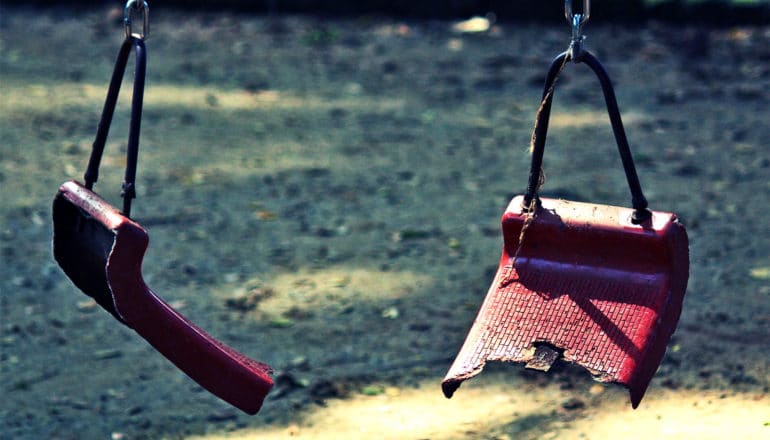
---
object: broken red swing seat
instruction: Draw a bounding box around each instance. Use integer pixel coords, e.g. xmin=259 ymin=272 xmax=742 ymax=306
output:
xmin=442 ymin=48 xmax=689 ymax=408
xmin=52 ymin=31 xmax=273 ymax=415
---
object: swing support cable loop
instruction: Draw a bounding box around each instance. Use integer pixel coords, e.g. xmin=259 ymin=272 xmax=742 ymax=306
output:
xmin=83 ymin=37 xmax=146 ymax=218
xmin=522 ymin=0 xmax=652 ymax=224
xmin=565 ymin=0 xmax=590 ymax=61
xmin=125 ymin=0 xmax=149 ymax=40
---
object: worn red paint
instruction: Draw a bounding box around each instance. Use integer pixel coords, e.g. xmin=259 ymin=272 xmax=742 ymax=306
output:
xmin=53 ymin=180 xmax=273 ymax=415
xmin=443 ymin=196 xmax=689 ymax=408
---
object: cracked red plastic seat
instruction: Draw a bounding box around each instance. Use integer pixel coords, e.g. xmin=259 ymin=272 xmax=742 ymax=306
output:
xmin=52 ymin=23 xmax=273 ymax=415
xmin=443 ymin=40 xmax=689 ymax=408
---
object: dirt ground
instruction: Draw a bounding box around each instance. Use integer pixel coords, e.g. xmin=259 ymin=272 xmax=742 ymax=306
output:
xmin=1 ymin=7 xmax=768 ymax=440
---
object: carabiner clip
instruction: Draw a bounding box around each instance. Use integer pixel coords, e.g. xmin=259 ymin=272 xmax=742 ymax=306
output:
xmin=125 ymin=0 xmax=149 ymax=40
xmin=565 ymin=0 xmax=590 ymax=60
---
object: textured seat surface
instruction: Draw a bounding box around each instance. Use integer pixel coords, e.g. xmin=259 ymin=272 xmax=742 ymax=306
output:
xmin=443 ymin=196 xmax=689 ymax=408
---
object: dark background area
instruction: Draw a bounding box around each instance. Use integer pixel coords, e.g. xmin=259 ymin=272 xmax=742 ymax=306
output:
xmin=2 ymin=0 xmax=770 ymax=25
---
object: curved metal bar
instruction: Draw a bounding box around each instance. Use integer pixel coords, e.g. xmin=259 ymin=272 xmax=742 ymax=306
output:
xmin=122 ymin=38 xmax=146 ymax=217
xmin=523 ymin=50 xmax=651 ymax=223
xmin=83 ymin=37 xmax=146 ymax=218
xmin=84 ymin=39 xmax=131 ymax=191
xmin=581 ymin=51 xmax=649 ymax=220
xmin=523 ymin=51 xmax=569 ymax=207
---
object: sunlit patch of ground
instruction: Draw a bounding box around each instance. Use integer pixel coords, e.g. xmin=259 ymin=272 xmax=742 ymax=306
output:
xmin=566 ymin=389 xmax=769 ymax=440
xmin=2 ymin=79 xmax=406 ymax=182
xmin=214 ymin=266 xmax=432 ymax=319
xmin=2 ymin=81 xmax=405 ymax=112
xmin=186 ymin=372 xmax=769 ymax=440
xmin=187 ymin=372 xmax=561 ymax=440
xmin=549 ymin=109 xmax=647 ymax=129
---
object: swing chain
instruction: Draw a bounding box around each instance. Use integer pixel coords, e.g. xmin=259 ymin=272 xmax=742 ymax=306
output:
xmin=565 ymin=0 xmax=590 ymax=61
xmin=125 ymin=0 xmax=149 ymax=40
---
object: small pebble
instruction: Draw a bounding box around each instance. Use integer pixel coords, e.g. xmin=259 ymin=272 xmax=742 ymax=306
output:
xmin=588 ymin=384 xmax=605 ymax=395
xmin=360 ymin=385 xmax=385 ymax=396
xmin=385 ymin=386 xmax=401 ymax=397
xmin=76 ymin=300 xmax=98 ymax=312
xmin=168 ymin=299 xmax=186 ymax=310
xmin=269 ymin=316 xmax=294 ymax=328
xmin=94 ymin=349 xmax=122 ymax=360
xmin=381 ymin=307 xmax=399 ymax=319
xmin=561 ymin=397 xmax=585 ymax=410
xmin=289 ymin=356 xmax=309 ymax=369
xmin=207 ymin=410 xmax=238 ymax=422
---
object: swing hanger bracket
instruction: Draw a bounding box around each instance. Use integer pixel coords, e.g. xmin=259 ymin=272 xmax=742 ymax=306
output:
xmin=565 ymin=0 xmax=590 ymax=61
xmin=125 ymin=0 xmax=149 ymax=40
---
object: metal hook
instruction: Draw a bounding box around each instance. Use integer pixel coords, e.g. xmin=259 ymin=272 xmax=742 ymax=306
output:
xmin=565 ymin=0 xmax=591 ymax=29
xmin=125 ymin=0 xmax=149 ymax=40
xmin=565 ymin=0 xmax=590 ymax=60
